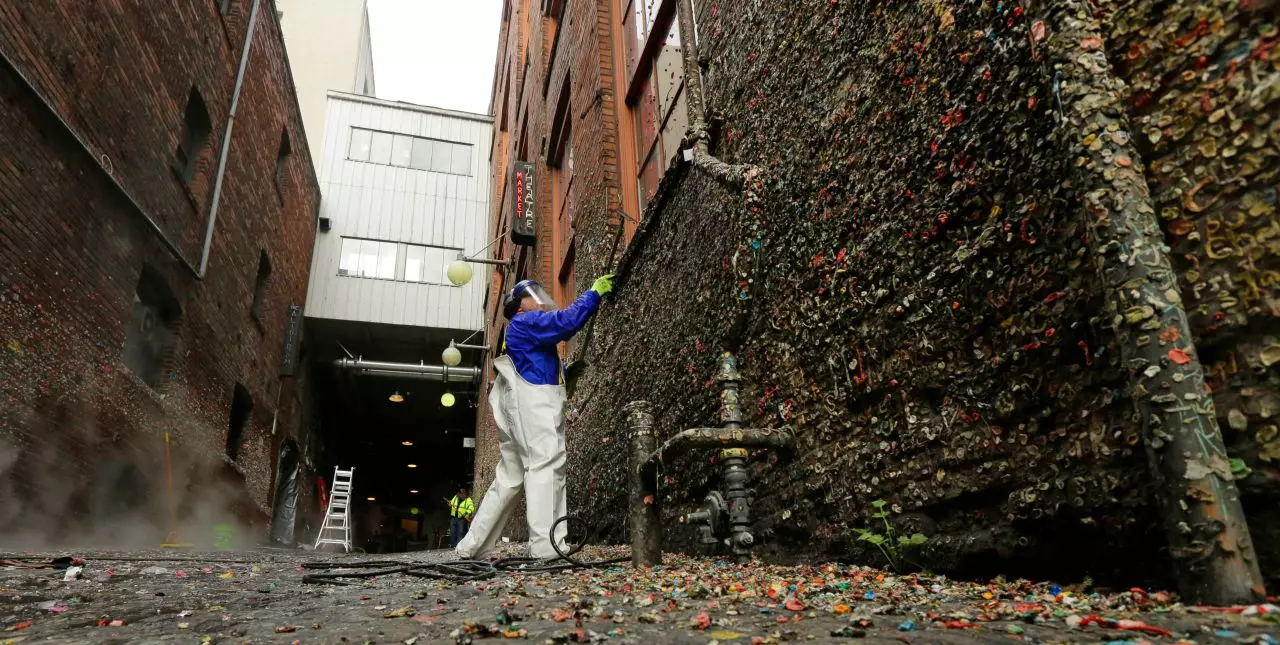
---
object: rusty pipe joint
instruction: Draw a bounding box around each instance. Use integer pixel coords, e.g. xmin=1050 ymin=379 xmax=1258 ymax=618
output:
xmin=625 ymin=401 xmax=661 ymax=568
xmin=639 ymin=427 xmax=794 ymax=474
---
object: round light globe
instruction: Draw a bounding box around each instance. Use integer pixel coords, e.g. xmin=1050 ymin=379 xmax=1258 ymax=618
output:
xmin=441 ymin=392 xmax=456 ymax=408
xmin=446 ymin=260 xmax=473 ymax=286
xmin=442 ymin=344 xmax=462 ymax=367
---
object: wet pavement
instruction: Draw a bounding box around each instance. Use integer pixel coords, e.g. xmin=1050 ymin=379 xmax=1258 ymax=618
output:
xmin=1 ymin=546 xmax=1277 ymax=644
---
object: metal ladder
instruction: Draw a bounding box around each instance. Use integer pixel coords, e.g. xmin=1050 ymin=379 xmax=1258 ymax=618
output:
xmin=313 ymin=467 xmax=354 ymax=552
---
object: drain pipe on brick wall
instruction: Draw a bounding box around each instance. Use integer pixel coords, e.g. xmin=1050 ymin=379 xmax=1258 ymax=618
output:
xmin=1046 ymin=1 xmax=1264 ymax=605
xmin=673 ymin=0 xmax=762 ymax=202
xmin=199 ymin=0 xmax=263 ymax=277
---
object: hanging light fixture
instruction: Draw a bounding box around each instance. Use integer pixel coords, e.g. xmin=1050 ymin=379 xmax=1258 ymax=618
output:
xmin=441 ymin=391 xmax=456 ymax=408
xmin=446 ymin=259 xmax=474 ymax=287
xmin=441 ymin=341 xmax=462 ymax=367
xmin=388 ymin=391 xmax=405 ymax=403
xmin=406 ymin=463 xmax=418 ymax=468
xmin=401 ymin=440 xmax=413 ymax=446
xmin=366 ymin=497 xmax=376 ymax=501
xmin=409 ymin=489 xmax=419 ymax=494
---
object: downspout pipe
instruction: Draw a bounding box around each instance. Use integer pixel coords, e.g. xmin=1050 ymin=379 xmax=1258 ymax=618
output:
xmin=199 ymin=0 xmax=262 ymax=277
xmin=1047 ymin=1 xmax=1264 ymax=604
xmin=673 ymin=0 xmax=760 ymax=192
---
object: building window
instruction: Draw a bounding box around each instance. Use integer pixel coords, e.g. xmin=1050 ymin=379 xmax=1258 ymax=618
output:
xmin=339 ymin=238 xmax=398 ymax=280
xmin=121 ymin=266 xmax=182 ymax=388
xmin=346 ymin=127 xmax=474 ymax=176
xmin=403 ymin=245 xmax=451 ymax=285
xmin=175 ymin=87 xmax=212 ymax=181
xmin=549 ymin=76 xmax=576 ymax=307
xmin=226 ymin=384 xmax=253 ymax=460
xmin=275 ymin=130 xmax=292 ymax=204
xmin=251 ymin=251 xmax=272 ymax=324
xmin=622 ymin=0 xmax=692 ymax=207
xmin=337 ymin=238 xmax=459 ymax=284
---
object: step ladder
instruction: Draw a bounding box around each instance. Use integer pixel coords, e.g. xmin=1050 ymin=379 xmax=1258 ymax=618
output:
xmin=313 ymin=467 xmax=355 ymax=552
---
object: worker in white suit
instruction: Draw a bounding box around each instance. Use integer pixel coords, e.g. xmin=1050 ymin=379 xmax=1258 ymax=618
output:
xmin=456 ymin=275 xmax=614 ymax=559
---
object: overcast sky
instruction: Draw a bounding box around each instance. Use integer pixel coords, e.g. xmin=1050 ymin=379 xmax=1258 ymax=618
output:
xmin=367 ymin=0 xmax=503 ymax=115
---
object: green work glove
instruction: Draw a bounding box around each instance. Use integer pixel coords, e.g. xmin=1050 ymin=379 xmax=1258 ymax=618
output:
xmin=591 ymin=274 xmax=615 ymax=296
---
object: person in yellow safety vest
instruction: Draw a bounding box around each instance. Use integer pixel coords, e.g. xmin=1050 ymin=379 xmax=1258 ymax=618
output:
xmin=447 ymin=487 xmax=475 ymax=549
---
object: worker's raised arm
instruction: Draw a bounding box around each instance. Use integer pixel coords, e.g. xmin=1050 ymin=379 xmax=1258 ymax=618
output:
xmin=517 ymin=290 xmax=601 ymax=345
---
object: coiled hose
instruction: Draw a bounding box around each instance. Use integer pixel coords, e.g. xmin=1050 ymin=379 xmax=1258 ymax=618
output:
xmin=300 ymin=514 xmax=629 ymax=585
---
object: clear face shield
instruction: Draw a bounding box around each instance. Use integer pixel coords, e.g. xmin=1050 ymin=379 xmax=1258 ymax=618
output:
xmin=516 ymin=281 xmax=557 ymax=312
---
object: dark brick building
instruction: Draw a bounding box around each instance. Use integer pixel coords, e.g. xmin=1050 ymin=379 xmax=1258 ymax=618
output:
xmin=0 ymin=1 xmax=322 ymax=546
xmin=481 ymin=0 xmax=1278 ymax=595
xmin=475 ymin=0 xmax=693 ymax=534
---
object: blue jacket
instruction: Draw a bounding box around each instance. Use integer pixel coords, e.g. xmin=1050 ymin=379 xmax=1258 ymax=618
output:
xmin=505 ymin=290 xmax=601 ymax=385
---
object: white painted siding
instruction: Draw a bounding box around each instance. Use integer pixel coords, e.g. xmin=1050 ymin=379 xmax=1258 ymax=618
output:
xmin=305 ymin=93 xmax=494 ymax=331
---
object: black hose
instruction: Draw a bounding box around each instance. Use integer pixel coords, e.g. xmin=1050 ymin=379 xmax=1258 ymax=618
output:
xmin=300 ymin=514 xmax=628 ymax=585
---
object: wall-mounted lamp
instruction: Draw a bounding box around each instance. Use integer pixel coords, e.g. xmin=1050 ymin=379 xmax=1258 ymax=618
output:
xmin=388 ymin=391 xmax=405 ymax=403
xmin=446 ymin=229 xmax=512 ymax=287
xmin=441 ymin=341 xmax=462 ymax=367
xmin=443 ymin=338 xmax=490 ymax=365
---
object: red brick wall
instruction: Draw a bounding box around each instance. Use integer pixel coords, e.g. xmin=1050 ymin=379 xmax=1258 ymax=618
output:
xmin=0 ymin=0 xmax=321 ymax=545
xmin=472 ymin=0 xmax=626 ymax=542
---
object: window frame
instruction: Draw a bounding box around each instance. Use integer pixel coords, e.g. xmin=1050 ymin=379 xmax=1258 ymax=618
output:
xmin=174 ymin=87 xmax=212 ymax=183
xmin=336 ymin=237 xmax=462 ymax=285
xmin=274 ymin=129 xmax=292 ymax=205
xmin=250 ymin=250 xmax=273 ymax=329
xmin=622 ymin=0 xmax=695 ymax=207
xmin=345 ymin=127 xmax=475 ymax=177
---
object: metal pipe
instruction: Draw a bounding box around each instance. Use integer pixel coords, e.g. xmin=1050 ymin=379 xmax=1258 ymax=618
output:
xmin=357 ymin=369 xmax=477 ymax=384
xmin=625 ymin=401 xmax=661 ymax=568
xmin=0 ymin=47 xmax=199 ymax=276
xmin=640 ymin=427 xmax=793 ymax=473
xmin=455 ymin=343 xmax=490 ymax=351
xmin=199 ymin=0 xmax=262 ymax=277
xmin=1048 ymin=2 xmax=1264 ymax=604
xmin=462 ymin=257 xmax=509 ymax=266
xmin=333 ymin=357 xmax=480 ymax=383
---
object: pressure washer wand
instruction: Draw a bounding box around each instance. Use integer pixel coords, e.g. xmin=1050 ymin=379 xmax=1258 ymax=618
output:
xmin=565 ymin=212 xmax=629 ymax=395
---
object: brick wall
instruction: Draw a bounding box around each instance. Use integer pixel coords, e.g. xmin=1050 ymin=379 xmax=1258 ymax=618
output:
xmin=0 ymin=0 xmax=321 ymax=546
xmin=473 ymin=0 xmax=627 ymax=542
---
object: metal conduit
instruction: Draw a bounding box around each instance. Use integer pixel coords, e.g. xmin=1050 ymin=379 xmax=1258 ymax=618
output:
xmin=333 ymin=358 xmax=480 ymax=384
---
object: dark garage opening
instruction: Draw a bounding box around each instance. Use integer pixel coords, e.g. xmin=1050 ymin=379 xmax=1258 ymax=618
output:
xmin=304 ymin=318 xmax=479 ymax=552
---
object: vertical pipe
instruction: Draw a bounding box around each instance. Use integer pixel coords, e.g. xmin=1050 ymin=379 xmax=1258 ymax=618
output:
xmin=626 ymin=400 xmax=660 ymax=567
xmin=1047 ymin=2 xmax=1264 ymax=603
xmin=715 ymin=353 xmax=752 ymax=561
xmin=674 ymin=0 xmax=709 ymax=154
xmin=199 ymin=0 xmax=263 ymax=276
xmin=717 ymin=352 xmax=742 ymax=430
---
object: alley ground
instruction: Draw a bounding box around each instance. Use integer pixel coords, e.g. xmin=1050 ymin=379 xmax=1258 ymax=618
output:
xmin=1 ymin=547 xmax=1277 ymax=644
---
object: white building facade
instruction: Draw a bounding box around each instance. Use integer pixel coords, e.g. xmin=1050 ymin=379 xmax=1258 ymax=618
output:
xmin=278 ymin=0 xmax=377 ymax=164
xmin=306 ymin=91 xmax=493 ymax=333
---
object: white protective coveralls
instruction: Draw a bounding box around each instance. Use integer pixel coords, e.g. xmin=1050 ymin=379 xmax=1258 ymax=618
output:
xmin=455 ymin=354 xmax=568 ymax=559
